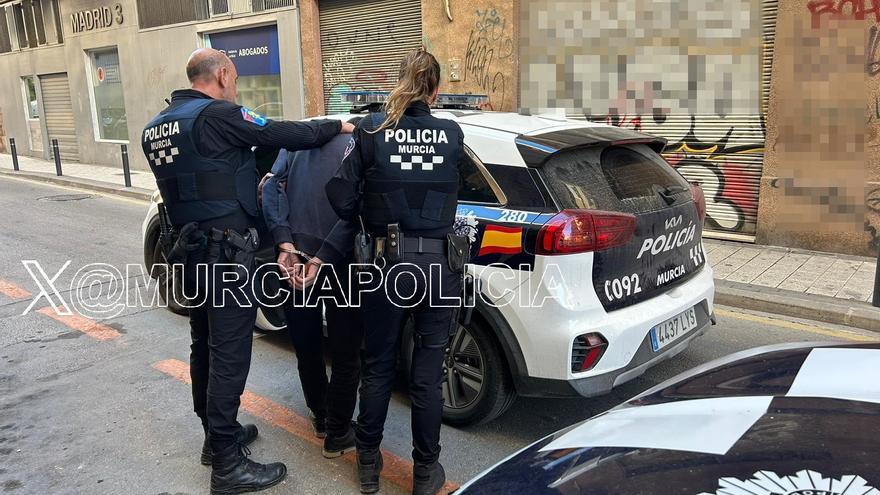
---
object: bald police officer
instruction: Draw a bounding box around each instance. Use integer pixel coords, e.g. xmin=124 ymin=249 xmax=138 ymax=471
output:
xmin=142 ymin=48 xmax=353 ymax=494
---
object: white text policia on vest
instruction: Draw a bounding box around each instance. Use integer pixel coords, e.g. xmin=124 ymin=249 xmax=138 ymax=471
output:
xmin=144 ymin=121 xmax=181 ymax=151
xmin=385 ymin=129 xmax=448 ymax=155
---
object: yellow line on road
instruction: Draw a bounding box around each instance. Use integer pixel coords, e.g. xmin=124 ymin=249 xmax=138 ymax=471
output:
xmin=715 ymin=308 xmax=877 ymax=342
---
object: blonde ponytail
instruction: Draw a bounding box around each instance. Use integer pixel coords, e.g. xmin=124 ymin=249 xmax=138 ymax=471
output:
xmin=373 ymin=48 xmax=441 ymax=133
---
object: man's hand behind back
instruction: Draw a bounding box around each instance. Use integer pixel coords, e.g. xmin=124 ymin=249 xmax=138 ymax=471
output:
xmin=340 ymin=122 xmax=355 ymax=134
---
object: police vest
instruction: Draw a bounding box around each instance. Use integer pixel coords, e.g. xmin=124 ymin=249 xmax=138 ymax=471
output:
xmin=142 ymin=98 xmax=258 ymax=226
xmin=362 ymin=112 xmax=462 ymax=237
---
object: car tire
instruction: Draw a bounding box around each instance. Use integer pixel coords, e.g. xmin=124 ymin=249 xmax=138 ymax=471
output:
xmin=402 ymin=315 xmax=516 ymax=426
xmin=151 ymin=240 xmax=189 ymax=316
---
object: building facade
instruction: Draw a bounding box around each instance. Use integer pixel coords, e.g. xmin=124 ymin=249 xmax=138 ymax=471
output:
xmin=1 ymin=0 xmax=876 ymax=256
xmin=297 ymin=0 xmax=518 ymax=117
xmin=0 ymin=0 xmax=306 ymax=171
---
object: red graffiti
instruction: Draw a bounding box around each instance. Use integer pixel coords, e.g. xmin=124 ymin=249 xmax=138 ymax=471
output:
xmin=807 ymin=0 xmax=880 ymax=28
xmin=719 ymin=162 xmax=759 ymax=217
xmin=604 ymin=114 xmax=642 ymax=131
xmin=353 ymin=69 xmax=389 ymax=87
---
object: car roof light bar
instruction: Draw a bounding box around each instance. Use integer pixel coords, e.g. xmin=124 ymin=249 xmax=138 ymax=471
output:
xmin=341 ymin=91 xmax=489 ymax=111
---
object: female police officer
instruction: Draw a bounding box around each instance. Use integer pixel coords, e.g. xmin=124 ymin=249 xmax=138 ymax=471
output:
xmin=325 ymin=49 xmax=465 ymax=495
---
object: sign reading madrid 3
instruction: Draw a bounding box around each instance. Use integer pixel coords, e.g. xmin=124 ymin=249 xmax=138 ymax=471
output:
xmin=70 ymin=4 xmax=123 ymax=33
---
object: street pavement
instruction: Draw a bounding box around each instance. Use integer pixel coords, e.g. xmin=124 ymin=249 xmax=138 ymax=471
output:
xmin=0 ymin=176 xmax=878 ymax=495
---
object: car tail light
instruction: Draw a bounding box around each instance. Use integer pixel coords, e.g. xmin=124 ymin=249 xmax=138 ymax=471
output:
xmin=536 ymin=209 xmax=636 ymax=255
xmin=690 ymin=183 xmax=706 ymax=222
xmin=571 ymin=333 xmax=607 ymax=372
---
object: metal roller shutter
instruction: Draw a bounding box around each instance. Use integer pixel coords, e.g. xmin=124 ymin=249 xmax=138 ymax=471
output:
xmin=319 ymin=0 xmax=422 ymax=114
xmin=645 ymin=114 xmax=766 ymax=236
xmin=762 ymin=0 xmax=778 ymax=119
xmin=561 ymin=3 xmax=778 ymax=238
xmin=39 ymin=73 xmax=79 ymax=162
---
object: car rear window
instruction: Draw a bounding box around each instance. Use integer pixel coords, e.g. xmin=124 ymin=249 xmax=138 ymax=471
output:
xmin=539 ymin=144 xmax=689 ymax=213
xmin=600 ymin=145 xmax=689 ymax=200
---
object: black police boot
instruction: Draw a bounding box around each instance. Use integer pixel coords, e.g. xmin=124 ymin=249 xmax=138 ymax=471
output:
xmin=309 ymin=410 xmax=327 ymax=439
xmin=412 ymin=462 xmax=445 ymax=495
xmin=201 ymin=424 xmax=259 ymax=466
xmin=210 ymin=443 xmax=287 ymax=495
xmin=357 ymin=449 xmax=383 ymax=494
xmin=322 ymin=425 xmax=356 ymax=459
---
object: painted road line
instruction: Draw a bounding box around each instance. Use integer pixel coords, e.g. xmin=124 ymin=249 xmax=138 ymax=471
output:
xmin=36 ymin=307 xmax=121 ymax=341
xmin=0 ymin=278 xmax=32 ymax=299
xmin=715 ymin=308 xmax=876 ymax=342
xmin=152 ymin=359 xmax=460 ymax=494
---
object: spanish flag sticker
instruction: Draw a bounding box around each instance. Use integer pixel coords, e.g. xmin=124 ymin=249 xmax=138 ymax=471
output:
xmin=478 ymin=224 xmax=523 ymax=256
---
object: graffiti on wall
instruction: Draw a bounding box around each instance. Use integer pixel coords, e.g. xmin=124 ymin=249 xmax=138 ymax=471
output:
xmin=321 ymin=22 xmax=400 ymax=50
xmin=518 ymin=0 xmax=764 ymax=233
xmin=320 ymin=19 xmax=418 ymax=114
xmin=798 ymin=1 xmax=877 ymax=249
xmin=464 ymin=8 xmax=512 ymax=110
xmin=599 ymin=111 xmax=765 ymax=232
xmin=520 ymin=0 xmax=761 ymax=117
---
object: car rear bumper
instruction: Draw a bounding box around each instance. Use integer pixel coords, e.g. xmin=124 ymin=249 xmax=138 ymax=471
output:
xmin=513 ymin=303 xmax=714 ymax=398
xmin=497 ymin=259 xmax=716 ymax=397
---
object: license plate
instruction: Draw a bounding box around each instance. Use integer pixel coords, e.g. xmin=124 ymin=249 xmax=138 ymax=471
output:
xmin=649 ymin=307 xmax=698 ymax=352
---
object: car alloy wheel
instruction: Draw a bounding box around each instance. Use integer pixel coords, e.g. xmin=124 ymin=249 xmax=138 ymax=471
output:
xmin=442 ymin=323 xmax=486 ymax=409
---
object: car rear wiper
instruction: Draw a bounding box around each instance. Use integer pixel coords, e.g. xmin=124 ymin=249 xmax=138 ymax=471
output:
xmin=654 ymin=185 xmax=687 ymax=205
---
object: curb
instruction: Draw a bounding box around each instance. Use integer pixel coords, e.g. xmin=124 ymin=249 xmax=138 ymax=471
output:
xmin=716 ymin=279 xmax=880 ymax=333
xmin=0 ymin=168 xmax=152 ymax=201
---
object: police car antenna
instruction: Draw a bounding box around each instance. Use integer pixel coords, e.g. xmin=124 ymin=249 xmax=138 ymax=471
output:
xmin=341 ymin=91 xmax=488 ymax=113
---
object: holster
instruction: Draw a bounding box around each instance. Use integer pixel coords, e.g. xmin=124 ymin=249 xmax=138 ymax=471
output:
xmin=223 ymin=227 xmax=260 ymax=271
xmin=446 ymin=233 xmax=470 ymax=273
xmin=353 ymin=231 xmax=373 ymax=268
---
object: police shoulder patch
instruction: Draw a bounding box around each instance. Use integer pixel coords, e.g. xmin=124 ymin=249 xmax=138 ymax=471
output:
xmin=241 ymin=107 xmax=267 ymax=127
xmin=343 ymin=137 xmax=356 ymax=160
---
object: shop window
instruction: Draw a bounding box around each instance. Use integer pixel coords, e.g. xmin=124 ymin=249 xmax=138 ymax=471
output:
xmin=23 ymin=76 xmax=38 ymax=118
xmin=138 ymin=0 xmax=292 ymax=28
xmin=21 ymin=75 xmax=42 ymax=152
xmin=209 ymin=0 xmax=294 ymax=17
xmin=0 ymin=7 xmax=12 ymax=53
xmin=137 ymin=0 xmax=209 ymax=29
xmin=206 ymin=25 xmax=283 ymax=119
xmin=88 ymin=47 xmax=128 ymax=141
xmin=0 ymin=0 xmax=62 ymax=52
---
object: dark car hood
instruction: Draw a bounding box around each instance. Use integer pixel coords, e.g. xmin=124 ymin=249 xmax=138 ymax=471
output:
xmin=459 ymin=343 xmax=880 ymax=495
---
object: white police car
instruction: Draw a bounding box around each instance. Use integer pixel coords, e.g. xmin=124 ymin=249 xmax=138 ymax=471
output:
xmin=457 ymin=342 xmax=880 ymax=494
xmin=141 ymin=92 xmax=715 ymax=426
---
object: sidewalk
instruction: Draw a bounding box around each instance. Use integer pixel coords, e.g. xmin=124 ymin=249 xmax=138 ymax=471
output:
xmin=0 ymin=151 xmax=155 ymax=199
xmin=2 ymin=151 xmax=880 ymax=332
xmin=705 ymin=239 xmax=880 ymax=332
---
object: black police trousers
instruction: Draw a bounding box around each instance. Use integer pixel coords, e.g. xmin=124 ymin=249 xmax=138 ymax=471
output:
xmin=185 ymin=246 xmax=258 ymax=452
xmin=355 ymin=252 xmax=461 ymax=465
xmin=285 ymin=260 xmax=363 ymax=437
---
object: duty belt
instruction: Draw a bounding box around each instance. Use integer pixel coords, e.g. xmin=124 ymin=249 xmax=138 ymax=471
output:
xmin=167 ymin=222 xmax=259 ymax=268
xmin=375 ymin=236 xmax=447 ymax=254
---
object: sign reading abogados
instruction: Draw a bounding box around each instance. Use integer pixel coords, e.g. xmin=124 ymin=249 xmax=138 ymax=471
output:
xmin=70 ymin=4 xmax=123 ymax=33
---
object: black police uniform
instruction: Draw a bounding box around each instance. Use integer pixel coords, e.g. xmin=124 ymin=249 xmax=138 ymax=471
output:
xmin=142 ymin=90 xmax=341 ymax=465
xmin=326 ymin=101 xmax=464 ymax=483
